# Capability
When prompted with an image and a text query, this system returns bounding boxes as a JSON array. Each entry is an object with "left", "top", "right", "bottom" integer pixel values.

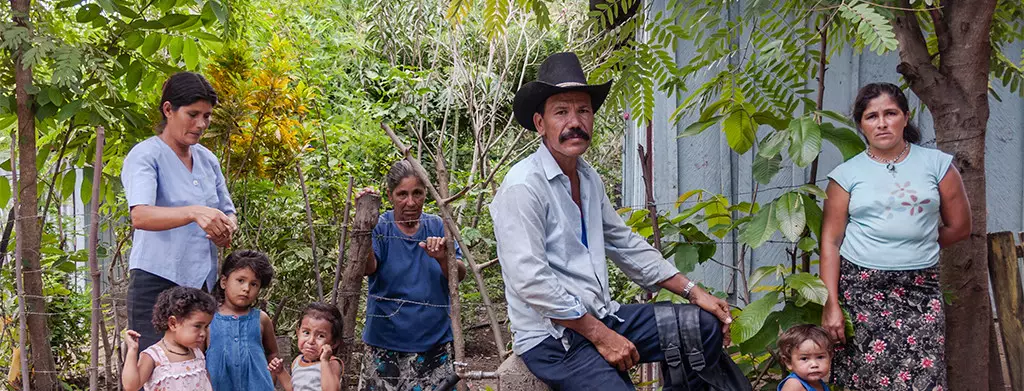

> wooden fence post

[
  {"left": 987, "top": 231, "right": 1023, "bottom": 391},
  {"left": 88, "top": 126, "right": 105, "bottom": 391},
  {"left": 337, "top": 194, "right": 380, "bottom": 390}
]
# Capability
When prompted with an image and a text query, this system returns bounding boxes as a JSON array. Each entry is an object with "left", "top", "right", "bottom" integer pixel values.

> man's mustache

[{"left": 558, "top": 127, "right": 591, "bottom": 143}]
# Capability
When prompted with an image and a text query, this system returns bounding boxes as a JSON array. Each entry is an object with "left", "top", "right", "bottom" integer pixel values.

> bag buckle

[
  {"left": 685, "top": 350, "right": 705, "bottom": 372},
  {"left": 664, "top": 344, "right": 683, "bottom": 368}
]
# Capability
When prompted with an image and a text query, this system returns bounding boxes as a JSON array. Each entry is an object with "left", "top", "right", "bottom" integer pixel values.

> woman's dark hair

[
  {"left": 385, "top": 160, "right": 424, "bottom": 194},
  {"left": 213, "top": 249, "right": 274, "bottom": 306},
  {"left": 298, "top": 302, "right": 345, "bottom": 357},
  {"left": 852, "top": 82, "right": 921, "bottom": 144},
  {"left": 157, "top": 72, "right": 218, "bottom": 133},
  {"left": 152, "top": 286, "right": 217, "bottom": 332},
  {"left": 777, "top": 324, "right": 833, "bottom": 365}
]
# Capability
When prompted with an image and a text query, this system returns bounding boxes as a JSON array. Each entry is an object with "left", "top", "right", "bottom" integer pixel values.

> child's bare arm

[
  {"left": 260, "top": 310, "right": 280, "bottom": 363},
  {"left": 268, "top": 357, "right": 294, "bottom": 391},
  {"left": 319, "top": 347, "right": 343, "bottom": 391},
  {"left": 121, "top": 330, "right": 156, "bottom": 390}
]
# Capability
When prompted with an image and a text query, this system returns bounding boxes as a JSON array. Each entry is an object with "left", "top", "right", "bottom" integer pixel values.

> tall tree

[
  {"left": 9, "top": 0, "right": 58, "bottom": 388},
  {"left": 891, "top": 1, "right": 1000, "bottom": 388}
]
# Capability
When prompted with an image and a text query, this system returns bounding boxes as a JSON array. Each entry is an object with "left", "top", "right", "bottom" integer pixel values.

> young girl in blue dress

[
  {"left": 206, "top": 249, "right": 279, "bottom": 390},
  {"left": 778, "top": 324, "right": 833, "bottom": 391}
]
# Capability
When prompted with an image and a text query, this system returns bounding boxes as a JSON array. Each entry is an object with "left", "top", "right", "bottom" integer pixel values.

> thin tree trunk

[
  {"left": 11, "top": 0, "right": 58, "bottom": 387},
  {"left": 434, "top": 148, "right": 466, "bottom": 389},
  {"left": 297, "top": 162, "right": 324, "bottom": 301},
  {"left": 11, "top": 126, "right": 29, "bottom": 391},
  {"left": 891, "top": 2, "right": 996, "bottom": 388},
  {"left": 88, "top": 127, "right": 105, "bottom": 391},
  {"left": 337, "top": 194, "right": 381, "bottom": 391}
]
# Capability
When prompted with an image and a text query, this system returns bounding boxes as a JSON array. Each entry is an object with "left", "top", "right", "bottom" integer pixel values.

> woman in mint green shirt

[{"left": 820, "top": 83, "right": 970, "bottom": 391}]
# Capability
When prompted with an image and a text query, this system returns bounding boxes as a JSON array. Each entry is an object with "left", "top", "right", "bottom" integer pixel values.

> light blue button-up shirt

[
  {"left": 121, "top": 136, "right": 236, "bottom": 289},
  {"left": 489, "top": 144, "right": 680, "bottom": 355}
]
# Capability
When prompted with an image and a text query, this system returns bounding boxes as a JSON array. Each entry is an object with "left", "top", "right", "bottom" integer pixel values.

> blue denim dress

[{"left": 206, "top": 308, "right": 274, "bottom": 391}]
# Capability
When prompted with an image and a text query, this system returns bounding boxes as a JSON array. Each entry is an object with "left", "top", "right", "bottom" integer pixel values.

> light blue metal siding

[{"left": 620, "top": 7, "right": 1024, "bottom": 295}]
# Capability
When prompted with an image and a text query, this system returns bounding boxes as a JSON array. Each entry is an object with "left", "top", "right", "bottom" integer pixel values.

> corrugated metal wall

[{"left": 620, "top": 0, "right": 1024, "bottom": 296}]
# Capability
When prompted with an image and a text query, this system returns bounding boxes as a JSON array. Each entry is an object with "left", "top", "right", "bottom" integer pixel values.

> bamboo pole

[
  {"left": 11, "top": 123, "right": 29, "bottom": 391},
  {"left": 88, "top": 126, "right": 105, "bottom": 391},
  {"left": 337, "top": 194, "right": 381, "bottom": 390},
  {"left": 297, "top": 163, "right": 324, "bottom": 301},
  {"left": 381, "top": 123, "right": 507, "bottom": 357},
  {"left": 332, "top": 176, "right": 354, "bottom": 305}
]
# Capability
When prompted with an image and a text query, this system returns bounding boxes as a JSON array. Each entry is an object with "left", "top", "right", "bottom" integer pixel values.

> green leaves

[
  {"left": 446, "top": 0, "right": 473, "bottom": 25},
  {"left": 785, "top": 273, "right": 828, "bottom": 306},
  {"left": 722, "top": 103, "right": 757, "bottom": 154},
  {"left": 820, "top": 122, "right": 866, "bottom": 161},
  {"left": 75, "top": 4, "right": 102, "bottom": 23},
  {"left": 787, "top": 117, "right": 821, "bottom": 167},
  {"left": 773, "top": 192, "right": 805, "bottom": 242},
  {"left": 838, "top": 1, "right": 898, "bottom": 55},
  {"left": 752, "top": 153, "right": 781, "bottom": 185},
  {"left": 738, "top": 201, "right": 776, "bottom": 248},
  {"left": 183, "top": 38, "right": 200, "bottom": 69},
  {"left": 731, "top": 291, "right": 779, "bottom": 344}
]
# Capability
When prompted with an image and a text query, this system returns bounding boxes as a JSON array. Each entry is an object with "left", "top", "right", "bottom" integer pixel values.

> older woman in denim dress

[{"left": 122, "top": 72, "right": 238, "bottom": 352}]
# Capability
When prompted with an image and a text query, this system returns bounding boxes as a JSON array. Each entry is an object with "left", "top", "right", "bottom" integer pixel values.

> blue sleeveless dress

[
  {"left": 206, "top": 308, "right": 274, "bottom": 391},
  {"left": 777, "top": 373, "right": 831, "bottom": 391}
]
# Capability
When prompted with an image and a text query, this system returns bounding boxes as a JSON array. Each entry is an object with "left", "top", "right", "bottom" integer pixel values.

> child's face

[
  {"left": 220, "top": 267, "right": 262, "bottom": 310},
  {"left": 297, "top": 316, "right": 334, "bottom": 361},
  {"left": 785, "top": 340, "right": 831, "bottom": 383},
  {"left": 167, "top": 311, "right": 213, "bottom": 348}
]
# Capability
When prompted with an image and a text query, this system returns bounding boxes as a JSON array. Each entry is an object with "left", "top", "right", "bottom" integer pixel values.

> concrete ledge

[{"left": 495, "top": 354, "right": 549, "bottom": 391}]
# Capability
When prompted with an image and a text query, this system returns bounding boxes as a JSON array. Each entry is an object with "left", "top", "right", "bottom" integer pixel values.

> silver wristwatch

[{"left": 683, "top": 281, "right": 696, "bottom": 300}]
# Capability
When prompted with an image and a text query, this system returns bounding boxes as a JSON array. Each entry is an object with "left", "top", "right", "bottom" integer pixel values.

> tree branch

[{"left": 892, "top": 0, "right": 947, "bottom": 106}]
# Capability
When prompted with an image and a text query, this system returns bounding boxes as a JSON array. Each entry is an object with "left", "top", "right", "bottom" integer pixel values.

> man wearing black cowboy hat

[{"left": 489, "top": 52, "right": 735, "bottom": 390}]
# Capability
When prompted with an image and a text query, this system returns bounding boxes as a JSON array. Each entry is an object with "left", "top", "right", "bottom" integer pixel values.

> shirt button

[
  {"left": 193, "top": 180, "right": 199, "bottom": 186},
  {"left": 234, "top": 337, "right": 239, "bottom": 342}
]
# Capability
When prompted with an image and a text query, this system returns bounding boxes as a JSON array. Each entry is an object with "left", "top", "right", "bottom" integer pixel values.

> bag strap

[
  {"left": 653, "top": 302, "right": 687, "bottom": 390},
  {"left": 677, "top": 304, "right": 706, "bottom": 372}
]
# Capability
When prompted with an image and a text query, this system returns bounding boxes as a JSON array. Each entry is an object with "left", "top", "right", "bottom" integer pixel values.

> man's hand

[
  {"left": 593, "top": 328, "right": 640, "bottom": 372},
  {"left": 419, "top": 236, "right": 447, "bottom": 260},
  {"left": 687, "top": 286, "right": 734, "bottom": 345}
]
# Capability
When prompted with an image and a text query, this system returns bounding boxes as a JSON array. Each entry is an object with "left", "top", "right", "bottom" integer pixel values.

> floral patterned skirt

[{"left": 831, "top": 258, "right": 947, "bottom": 391}]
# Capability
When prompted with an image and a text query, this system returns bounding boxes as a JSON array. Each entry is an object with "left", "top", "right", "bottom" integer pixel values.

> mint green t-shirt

[{"left": 827, "top": 144, "right": 953, "bottom": 270}]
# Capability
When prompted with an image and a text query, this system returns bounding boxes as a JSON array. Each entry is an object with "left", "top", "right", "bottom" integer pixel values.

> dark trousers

[
  {"left": 126, "top": 269, "right": 207, "bottom": 353},
  {"left": 520, "top": 304, "right": 722, "bottom": 391}
]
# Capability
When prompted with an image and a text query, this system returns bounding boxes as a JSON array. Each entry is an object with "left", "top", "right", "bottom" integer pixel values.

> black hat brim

[{"left": 513, "top": 80, "right": 613, "bottom": 132}]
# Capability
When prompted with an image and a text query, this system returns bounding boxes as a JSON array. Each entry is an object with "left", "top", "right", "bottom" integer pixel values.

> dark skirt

[{"left": 831, "top": 258, "right": 947, "bottom": 391}]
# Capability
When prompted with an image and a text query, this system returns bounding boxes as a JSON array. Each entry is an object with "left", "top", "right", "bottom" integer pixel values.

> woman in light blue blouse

[
  {"left": 121, "top": 72, "right": 237, "bottom": 353},
  {"left": 820, "top": 83, "right": 970, "bottom": 391}
]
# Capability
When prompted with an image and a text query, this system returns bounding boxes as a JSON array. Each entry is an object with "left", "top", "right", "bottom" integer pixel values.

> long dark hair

[
  {"left": 298, "top": 302, "right": 345, "bottom": 357},
  {"left": 213, "top": 249, "right": 274, "bottom": 306},
  {"left": 852, "top": 82, "right": 921, "bottom": 144},
  {"left": 157, "top": 72, "right": 218, "bottom": 133}
]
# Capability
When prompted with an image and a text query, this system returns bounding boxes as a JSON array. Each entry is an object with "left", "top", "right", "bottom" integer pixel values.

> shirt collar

[{"left": 536, "top": 143, "right": 592, "bottom": 181}]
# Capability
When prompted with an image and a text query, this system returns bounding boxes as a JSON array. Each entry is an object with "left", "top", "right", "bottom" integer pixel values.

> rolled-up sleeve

[
  {"left": 491, "top": 184, "right": 587, "bottom": 319},
  {"left": 600, "top": 192, "right": 679, "bottom": 292},
  {"left": 122, "top": 148, "right": 157, "bottom": 208}
]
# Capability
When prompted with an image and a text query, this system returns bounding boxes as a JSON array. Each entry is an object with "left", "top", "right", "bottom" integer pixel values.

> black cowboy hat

[{"left": 513, "top": 52, "right": 613, "bottom": 132}]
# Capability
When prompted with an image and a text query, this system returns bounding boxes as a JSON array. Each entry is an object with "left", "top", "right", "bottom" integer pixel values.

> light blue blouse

[
  {"left": 121, "top": 136, "right": 235, "bottom": 289},
  {"left": 827, "top": 143, "right": 953, "bottom": 270}
]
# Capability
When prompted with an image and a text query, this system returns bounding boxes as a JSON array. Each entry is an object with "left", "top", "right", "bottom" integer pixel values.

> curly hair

[
  {"left": 298, "top": 302, "right": 345, "bottom": 356},
  {"left": 152, "top": 286, "right": 217, "bottom": 332},
  {"left": 778, "top": 324, "right": 833, "bottom": 366},
  {"left": 213, "top": 249, "right": 275, "bottom": 306}
]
